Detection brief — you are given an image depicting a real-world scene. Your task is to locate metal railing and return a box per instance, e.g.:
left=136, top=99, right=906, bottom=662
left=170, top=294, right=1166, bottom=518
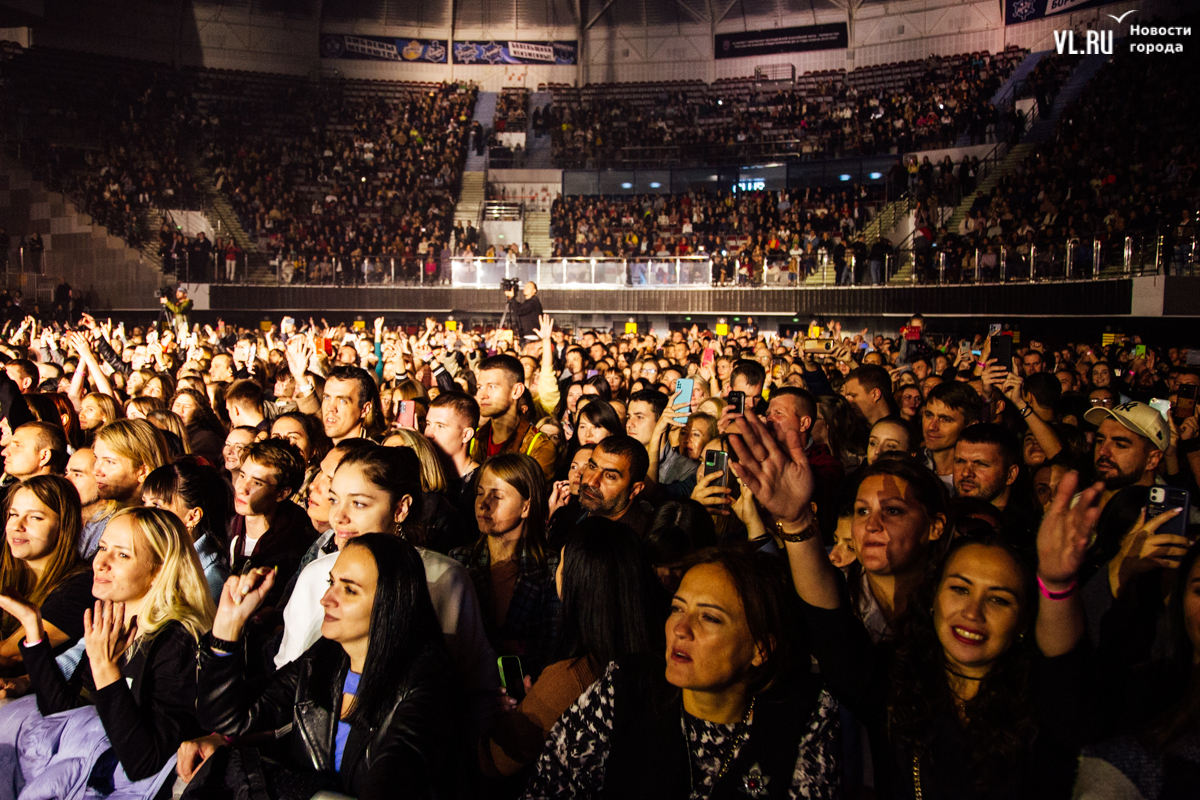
left=451, top=256, right=714, bottom=289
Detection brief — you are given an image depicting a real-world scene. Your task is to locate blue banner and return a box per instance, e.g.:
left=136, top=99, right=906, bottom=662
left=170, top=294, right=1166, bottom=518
left=320, top=34, right=448, bottom=63
left=452, top=40, right=577, bottom=65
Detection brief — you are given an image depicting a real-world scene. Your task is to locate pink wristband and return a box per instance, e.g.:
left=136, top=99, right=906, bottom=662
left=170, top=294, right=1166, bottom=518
left=22, top=637, right=42, bottom=648
left=1037, top=575, right=1077, bottom=600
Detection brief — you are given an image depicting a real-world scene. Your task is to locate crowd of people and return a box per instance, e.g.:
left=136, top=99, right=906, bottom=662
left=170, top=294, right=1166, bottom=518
left=921, top=47, right=1199, bottom=282
left=549, top=185, right=890, bottom=284
left=547, top=50, right=1024, bottom=169
left=199, top=79, right=478, bottom=285
left=1, top=51, right=202, bottom=249
left=0, top=300, right=1193, bottom=798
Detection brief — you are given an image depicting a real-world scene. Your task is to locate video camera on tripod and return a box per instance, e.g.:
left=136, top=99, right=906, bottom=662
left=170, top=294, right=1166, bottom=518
left=500, top=278, right=521, bottom=293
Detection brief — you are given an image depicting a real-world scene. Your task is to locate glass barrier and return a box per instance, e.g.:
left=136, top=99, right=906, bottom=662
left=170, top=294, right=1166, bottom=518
left=451, top=257, right=714, bottom=289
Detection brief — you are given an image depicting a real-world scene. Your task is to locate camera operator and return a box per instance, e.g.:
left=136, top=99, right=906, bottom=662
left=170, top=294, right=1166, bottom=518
left=159, top=285, right=192, bottom=331
left=505, top=280, right=542, bottom=343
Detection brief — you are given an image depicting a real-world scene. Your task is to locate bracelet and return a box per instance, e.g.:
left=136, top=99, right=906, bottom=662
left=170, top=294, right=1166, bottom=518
left=1019, top=405, right=1034, bottom=419
left=775, top=517, right=818, bottom=543
left=22, top=636, right=42, bottom=648
left=1037, top=575, right=1078, bottom=600
left=748, top=534, right=773, bottom=544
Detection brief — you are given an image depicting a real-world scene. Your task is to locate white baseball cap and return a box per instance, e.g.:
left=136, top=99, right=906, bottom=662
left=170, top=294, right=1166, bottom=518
left=1084, top=401, right=1170, bottom=452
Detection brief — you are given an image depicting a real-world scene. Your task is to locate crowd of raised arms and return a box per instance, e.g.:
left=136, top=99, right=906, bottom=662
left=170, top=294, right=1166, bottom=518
left=0, top=296, right=1195, bottom=799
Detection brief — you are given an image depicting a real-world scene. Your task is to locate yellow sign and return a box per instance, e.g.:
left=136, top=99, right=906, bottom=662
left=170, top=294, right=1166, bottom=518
left=808, top=325, right=823, bottom=339
left=624, top=321, right=637, bottom=334
left=259, top=320, right=272, bottom=332
left=715, top=323, right=729, bottom=336
left=1101, top=333, right=1119, bottom=346
left=353, top=320, right=366, bottom=330
left=446, top=320, right=458, bottom=332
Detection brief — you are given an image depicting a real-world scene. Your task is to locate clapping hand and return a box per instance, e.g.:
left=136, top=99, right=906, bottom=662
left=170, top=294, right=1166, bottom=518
left=0, top=593, right=45, bottom=646
left=83, top=600, right=138, bottom=690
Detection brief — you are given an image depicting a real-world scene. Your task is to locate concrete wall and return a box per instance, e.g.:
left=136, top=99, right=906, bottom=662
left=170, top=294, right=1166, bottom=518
left=0, top=156, right=163, bottom=311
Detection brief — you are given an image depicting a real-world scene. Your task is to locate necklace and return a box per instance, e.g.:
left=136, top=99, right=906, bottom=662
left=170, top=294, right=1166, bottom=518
left=681, top=697, right=756, bottom=800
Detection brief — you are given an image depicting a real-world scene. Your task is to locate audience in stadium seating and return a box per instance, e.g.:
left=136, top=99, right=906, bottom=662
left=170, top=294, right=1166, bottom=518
left=547, top=48, right=1025, bottom=168
left=928, top=49, right=1199, bottom=282
left=199, top=78, right=476, bottom=284
left=549, top=185, right=883, bottom=284
left=3, top=50, right=201, bottom=247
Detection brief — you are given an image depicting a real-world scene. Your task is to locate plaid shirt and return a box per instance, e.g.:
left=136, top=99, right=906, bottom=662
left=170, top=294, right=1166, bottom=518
left=450, top=541, right=561, bottom=678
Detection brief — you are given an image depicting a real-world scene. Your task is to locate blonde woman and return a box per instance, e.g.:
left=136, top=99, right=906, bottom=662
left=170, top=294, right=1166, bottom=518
left=145, top=409, right=192, bottom=456
left=0, top=507, right=214, bottom=786
left=382, top=429, right=472, bottom=553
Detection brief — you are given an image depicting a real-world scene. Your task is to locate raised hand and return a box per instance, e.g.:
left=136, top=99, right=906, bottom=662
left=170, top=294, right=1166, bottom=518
left=536, top=314, right=554, bottom=341
left=212, top=567, right=276, bottom=643
left=727, top=407, right=814, bottom=525
left=689, top=468, right=732, bottom=515
left=547, top=480, right=571, bottom=517
left=1108, top=506, right=1190, bottom=597
left=0, top=594, right=44, bottom=645
left=1001, top=371, right=1025, bottom=404
left=1037, top=471, right=1103, bottom=591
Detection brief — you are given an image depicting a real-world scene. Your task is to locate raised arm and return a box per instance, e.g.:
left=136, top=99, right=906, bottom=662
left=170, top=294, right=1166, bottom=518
left=728, top=408, right=842, bottom=610
left=1035, top=471, right=1102, bottom=657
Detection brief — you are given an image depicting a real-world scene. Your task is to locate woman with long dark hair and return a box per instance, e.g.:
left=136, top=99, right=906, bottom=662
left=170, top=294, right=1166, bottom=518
left=170, top=388, right=227, bottom=465
left=732, top=405, right=1095, bottom=798
left=451, top=452, right=559, bottom=678
left=523, top=546, right=840, bottom=798
left=480, top=518, right=663, bottom=778
left=0, top=476, right=91, bottom=668
left=142, top=458, right=234, bottom=600
left=177, top=535, right=455, bottom=799
left=271, top=443, right=498, bottom=739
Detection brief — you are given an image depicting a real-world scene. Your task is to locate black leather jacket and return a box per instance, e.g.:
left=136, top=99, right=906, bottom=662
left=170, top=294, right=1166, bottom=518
left=197, top=636, right=456, bottom=800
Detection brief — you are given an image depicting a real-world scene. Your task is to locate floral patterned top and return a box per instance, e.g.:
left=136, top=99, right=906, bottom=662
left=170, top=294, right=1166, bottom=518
left=523, top=661, right=841, bottom=800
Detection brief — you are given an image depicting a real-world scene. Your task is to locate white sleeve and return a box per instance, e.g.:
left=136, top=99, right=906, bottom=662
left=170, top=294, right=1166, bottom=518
left=273, top=557, right=334, bottom=670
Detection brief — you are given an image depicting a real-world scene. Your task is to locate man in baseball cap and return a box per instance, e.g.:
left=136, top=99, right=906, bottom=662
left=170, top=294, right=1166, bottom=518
left=1084, top=400, right=1168, bottom=504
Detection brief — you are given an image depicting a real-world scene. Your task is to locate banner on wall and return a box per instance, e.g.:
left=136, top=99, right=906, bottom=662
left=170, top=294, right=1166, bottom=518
left=320, top=33, right=448, bottom=63
left=1004, top=0, right=1111, bottom=24
left=714, top=23, right=848, bottom=59
left=452, top=40, right=578, bottom=65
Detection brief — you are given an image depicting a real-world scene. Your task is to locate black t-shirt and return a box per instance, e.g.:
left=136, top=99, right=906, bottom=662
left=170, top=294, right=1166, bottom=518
left=40, top=569, right=95, bottom=655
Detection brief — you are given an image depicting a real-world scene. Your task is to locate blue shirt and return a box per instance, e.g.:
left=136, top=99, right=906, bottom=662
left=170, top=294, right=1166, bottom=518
left=334, top=670, right=361, bottom=772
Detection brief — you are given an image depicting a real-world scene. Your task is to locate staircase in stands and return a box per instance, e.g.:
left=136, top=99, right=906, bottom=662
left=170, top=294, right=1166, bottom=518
left=898, top=51, right=1114, bottom=284
left=524, top=211, right=552, bottom=258
left=181, top=152, right=271, bottom=283
left=455, top=172, right=486, bottom=235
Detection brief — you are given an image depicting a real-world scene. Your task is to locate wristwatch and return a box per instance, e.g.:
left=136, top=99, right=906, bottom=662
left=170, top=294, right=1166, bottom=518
left=775, top=516, right=818, bottom=543
left=204, top=631, right=241, bottom=654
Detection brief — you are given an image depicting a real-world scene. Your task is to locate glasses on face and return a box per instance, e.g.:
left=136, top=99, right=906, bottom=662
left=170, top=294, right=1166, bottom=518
left=1089, top=397, right=1115, bottom=407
